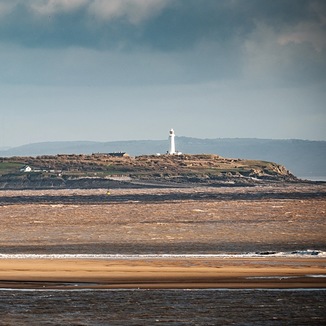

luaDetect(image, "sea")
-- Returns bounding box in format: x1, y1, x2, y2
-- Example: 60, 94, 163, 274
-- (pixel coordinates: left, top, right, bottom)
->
299, 176, 326, 182
0, 288, 325, 325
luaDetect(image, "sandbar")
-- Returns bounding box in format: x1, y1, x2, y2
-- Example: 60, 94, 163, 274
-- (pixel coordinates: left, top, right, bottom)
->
0, 258, 325, 289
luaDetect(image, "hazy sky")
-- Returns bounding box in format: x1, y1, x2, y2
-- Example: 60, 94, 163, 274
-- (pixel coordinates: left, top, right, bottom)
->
1, 0, 325, 148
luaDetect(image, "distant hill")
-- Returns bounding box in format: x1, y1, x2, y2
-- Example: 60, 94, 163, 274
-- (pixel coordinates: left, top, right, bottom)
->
1, 138, 325, 178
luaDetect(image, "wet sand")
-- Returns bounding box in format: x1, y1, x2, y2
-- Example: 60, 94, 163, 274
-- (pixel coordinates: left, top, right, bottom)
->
0, 258, 325, 289
0, 185, 325, 289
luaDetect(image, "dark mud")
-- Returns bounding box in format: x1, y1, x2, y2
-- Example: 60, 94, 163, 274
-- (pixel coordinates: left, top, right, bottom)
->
0, 184, 325, 205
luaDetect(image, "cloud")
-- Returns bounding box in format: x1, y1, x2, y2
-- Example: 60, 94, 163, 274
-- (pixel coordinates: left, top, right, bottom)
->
0, 42, 242, 88
0, 0, 325, 88
0, 0, 171, 23
242, 0, 326, 87
0, 0, 175, 49
1, 0, 325, 51
243, 22, 326, 85
29, 0, 88, 15
87, 0, 171, 24
277, 22, 326, 52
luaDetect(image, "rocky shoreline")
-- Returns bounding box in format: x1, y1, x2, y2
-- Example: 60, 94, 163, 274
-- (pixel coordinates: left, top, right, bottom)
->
0, 176, 319, 190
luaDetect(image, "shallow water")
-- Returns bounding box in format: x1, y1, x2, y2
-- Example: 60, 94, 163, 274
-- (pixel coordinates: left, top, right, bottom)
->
1, 194, 325, 255
0, 289, 325, 325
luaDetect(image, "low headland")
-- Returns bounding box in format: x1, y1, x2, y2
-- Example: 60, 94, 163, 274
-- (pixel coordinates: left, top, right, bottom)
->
0, 153, 312, 190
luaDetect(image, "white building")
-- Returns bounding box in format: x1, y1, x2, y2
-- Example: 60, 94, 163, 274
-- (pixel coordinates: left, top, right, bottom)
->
20, 165, 32, 172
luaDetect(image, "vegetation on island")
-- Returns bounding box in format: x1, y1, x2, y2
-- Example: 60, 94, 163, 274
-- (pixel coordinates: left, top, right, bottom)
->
0, 153, 298, 189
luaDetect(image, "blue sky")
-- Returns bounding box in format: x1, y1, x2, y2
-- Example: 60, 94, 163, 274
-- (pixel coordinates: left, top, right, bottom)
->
0, 0, 325, 148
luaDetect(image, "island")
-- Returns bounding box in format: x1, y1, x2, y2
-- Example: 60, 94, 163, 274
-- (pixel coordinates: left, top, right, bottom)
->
0, 153, 301, 189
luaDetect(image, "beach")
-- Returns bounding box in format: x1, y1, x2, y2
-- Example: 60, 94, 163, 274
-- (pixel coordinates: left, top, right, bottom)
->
0, 257, 325, 289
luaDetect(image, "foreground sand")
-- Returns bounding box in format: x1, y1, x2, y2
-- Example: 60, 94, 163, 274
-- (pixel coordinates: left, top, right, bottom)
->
0, 258, 325, 289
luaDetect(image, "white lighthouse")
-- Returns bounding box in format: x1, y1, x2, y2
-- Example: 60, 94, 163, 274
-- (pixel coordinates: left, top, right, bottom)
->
168, 128, 176, 155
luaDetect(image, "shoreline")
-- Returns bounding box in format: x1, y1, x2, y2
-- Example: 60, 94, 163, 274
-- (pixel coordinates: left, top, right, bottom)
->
1, 258, 325, 290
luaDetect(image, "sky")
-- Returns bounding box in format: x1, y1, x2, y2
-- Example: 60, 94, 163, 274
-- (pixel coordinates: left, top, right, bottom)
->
0, 0, 326, 148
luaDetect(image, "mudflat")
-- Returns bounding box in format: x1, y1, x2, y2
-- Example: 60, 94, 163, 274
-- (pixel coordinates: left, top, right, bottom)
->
0, 184, 325, 289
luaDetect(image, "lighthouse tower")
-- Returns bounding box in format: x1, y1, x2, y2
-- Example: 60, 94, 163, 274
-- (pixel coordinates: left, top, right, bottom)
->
169, 129, 176, 155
